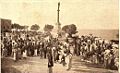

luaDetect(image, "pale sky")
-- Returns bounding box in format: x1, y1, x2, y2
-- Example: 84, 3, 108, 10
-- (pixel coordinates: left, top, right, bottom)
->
0, 0, 119, 30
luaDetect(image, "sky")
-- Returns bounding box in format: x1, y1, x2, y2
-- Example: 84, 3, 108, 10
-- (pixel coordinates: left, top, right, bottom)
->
0, 0, 119, 30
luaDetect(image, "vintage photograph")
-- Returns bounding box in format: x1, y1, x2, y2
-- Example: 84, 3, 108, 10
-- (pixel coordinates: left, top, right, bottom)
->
0, 0, 119, 73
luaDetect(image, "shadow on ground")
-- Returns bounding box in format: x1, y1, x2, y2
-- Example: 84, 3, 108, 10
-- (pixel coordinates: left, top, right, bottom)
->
1, 57, 47, 73
71, 56, 118, 73
1, 57, 31, 73
1, 67, 21, 73
2, 57, 21, 73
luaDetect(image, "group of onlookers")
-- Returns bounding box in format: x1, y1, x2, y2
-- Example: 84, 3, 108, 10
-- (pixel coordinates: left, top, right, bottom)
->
74, 35, 119, 70
1, 33, 119, 71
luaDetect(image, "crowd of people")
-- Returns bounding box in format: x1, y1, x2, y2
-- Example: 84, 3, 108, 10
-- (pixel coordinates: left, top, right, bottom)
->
74, 35, 119, 70
1, 32, 119, 71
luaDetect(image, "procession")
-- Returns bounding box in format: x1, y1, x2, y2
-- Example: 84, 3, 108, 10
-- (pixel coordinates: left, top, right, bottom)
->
1, 29, 119, 72
1, 1, 119, 73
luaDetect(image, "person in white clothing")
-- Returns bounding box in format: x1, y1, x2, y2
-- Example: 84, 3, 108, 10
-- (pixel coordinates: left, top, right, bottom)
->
34, 48, 37, 56
23, 49, 27, 59
13, 48, 17, 62
65, 49, 73, 71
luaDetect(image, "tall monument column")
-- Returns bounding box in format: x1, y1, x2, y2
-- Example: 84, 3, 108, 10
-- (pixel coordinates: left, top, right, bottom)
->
57, 2, 61, 38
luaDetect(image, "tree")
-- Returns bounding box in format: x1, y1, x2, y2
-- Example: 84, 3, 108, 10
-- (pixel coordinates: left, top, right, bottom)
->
44, 24, 54, 32
43, 24, 54, 37
62, 24, 77, 37
12, 23, 21, 29
12, 23, 29, 30
30, 24, 40, 31
62, 25, 69, 33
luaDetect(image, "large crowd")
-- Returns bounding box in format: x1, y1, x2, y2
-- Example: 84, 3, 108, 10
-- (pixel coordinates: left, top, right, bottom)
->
1, 32, 119, 71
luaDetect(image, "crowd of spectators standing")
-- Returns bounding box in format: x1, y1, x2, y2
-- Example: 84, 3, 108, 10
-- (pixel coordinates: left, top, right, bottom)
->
1, 32, 119, 70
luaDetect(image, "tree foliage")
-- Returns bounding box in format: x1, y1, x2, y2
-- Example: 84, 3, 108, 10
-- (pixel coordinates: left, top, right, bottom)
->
31, 24, 40, 31
44, 24, 54, 32
12, 23, 26, 29
12, 23, 20, 29
62, 24, 77, 37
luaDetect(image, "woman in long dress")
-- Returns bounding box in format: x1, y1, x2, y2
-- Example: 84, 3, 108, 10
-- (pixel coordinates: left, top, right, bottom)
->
23, 49, 27, 59
34, 49, 37, 56
13, 48, 17, 62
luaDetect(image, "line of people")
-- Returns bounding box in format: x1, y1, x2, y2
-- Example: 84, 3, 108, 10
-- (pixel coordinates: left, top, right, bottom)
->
1, 33, 74, 71
1, 33, 119, 71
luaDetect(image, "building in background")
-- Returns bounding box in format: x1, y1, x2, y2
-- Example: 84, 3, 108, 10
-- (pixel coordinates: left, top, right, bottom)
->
1, 18, 12, 33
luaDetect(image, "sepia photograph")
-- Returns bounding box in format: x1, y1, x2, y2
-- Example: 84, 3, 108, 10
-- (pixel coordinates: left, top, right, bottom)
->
0, 0, 119, 73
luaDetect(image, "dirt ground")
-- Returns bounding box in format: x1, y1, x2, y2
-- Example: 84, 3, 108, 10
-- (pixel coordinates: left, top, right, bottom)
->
1, 56, 118, 73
